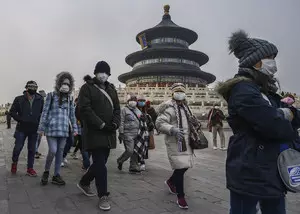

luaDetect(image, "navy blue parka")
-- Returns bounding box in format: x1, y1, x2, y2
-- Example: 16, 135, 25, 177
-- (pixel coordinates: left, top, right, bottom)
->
217, 74, 300, 198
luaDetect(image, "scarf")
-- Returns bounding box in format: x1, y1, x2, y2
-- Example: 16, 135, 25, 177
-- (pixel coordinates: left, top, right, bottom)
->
171, 100, 201, 152
126, 107, 149, 162
237, 68, 279, 94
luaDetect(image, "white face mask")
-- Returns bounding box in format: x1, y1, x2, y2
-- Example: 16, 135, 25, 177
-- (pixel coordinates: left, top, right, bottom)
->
96, 73, 109, 83
255, 59, 277, 77
59, 84, 70, 93
173, 92, 186, 101
128, 101, 137, 108
214, 106, 219, 109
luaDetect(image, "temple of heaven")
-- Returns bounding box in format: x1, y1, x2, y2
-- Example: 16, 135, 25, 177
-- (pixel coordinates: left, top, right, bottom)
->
118, 5, 216, 88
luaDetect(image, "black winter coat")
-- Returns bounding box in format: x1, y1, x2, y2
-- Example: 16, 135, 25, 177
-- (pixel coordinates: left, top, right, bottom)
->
79, 76, 121, 150
217, 75, 300, 199
10, 92, 44, 133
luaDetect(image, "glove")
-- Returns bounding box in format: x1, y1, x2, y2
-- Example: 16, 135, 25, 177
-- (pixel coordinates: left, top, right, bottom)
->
118, 133, 125, 144
170, 127, 184, 138
112, 122, 118, 130
281, 97, 295, 106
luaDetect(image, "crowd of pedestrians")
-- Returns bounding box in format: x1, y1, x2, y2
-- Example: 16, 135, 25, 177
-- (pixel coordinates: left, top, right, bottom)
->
5, 30, 300, 214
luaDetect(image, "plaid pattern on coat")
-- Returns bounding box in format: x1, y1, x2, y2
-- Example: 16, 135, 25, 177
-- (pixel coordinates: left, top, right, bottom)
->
133, 115, 149, 162
38, 92, 77, 137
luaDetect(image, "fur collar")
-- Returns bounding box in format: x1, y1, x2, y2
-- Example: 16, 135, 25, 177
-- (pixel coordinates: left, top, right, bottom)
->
215, 77, 252, 101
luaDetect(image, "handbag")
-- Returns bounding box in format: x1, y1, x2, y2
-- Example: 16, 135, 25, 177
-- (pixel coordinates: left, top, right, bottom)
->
185, 106, 208, 150
277, 146, 300, 193
148, 134, 155, 150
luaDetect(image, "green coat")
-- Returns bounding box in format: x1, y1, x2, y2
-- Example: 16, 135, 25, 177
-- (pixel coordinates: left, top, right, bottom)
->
79, 75, 121, 150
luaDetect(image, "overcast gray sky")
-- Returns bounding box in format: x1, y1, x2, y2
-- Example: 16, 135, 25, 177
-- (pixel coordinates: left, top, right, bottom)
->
0, 0, 299, 103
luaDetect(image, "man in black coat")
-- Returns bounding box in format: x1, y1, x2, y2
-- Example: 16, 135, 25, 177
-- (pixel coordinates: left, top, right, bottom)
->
9, 81, 44, 176
77, 61, 120, 211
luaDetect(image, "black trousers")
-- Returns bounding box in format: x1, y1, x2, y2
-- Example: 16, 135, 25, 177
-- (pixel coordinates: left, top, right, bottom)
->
80, 148, 110, 197
169, 168, 188, 197
74, 136, 81, 153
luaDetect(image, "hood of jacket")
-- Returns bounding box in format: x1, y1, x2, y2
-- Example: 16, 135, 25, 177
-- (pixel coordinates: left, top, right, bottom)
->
215, 76, 252, 101
55, 71, 74, 95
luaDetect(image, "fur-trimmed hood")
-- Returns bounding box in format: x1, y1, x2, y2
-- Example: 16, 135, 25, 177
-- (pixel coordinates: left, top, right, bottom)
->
55, 71, 74, 95
215, 77, 252, 101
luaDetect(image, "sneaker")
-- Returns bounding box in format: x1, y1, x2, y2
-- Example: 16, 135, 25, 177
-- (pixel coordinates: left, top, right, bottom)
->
26, 168, 37, 177
140, 164, 146, 171
221, 147, 227, 151
117, 162, 123, 171
129, 169, 141, 174
177, 197, 188, 209
61, 162, 65, 167
63, 158, 68, 164
52, 175, 66, 185
71, 153, 78, 160
11, 162, 17, 174
165, 180, 177, 194
35, 152, 41, 159
77, 183, 96, 197
213, 146, 218, 150
98, 196, 111, 211
41, 171, 49, 185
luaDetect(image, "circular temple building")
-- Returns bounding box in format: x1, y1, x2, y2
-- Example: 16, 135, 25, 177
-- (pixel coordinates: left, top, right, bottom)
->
118, 5, 216, 88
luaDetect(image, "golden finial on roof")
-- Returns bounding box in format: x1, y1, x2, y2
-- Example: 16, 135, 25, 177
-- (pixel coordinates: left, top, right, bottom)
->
164, 5, 170, 15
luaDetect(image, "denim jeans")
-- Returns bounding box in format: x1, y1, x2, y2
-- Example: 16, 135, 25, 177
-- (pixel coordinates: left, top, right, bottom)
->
80, 148, 110, 197
63, 135, 74, 158
230, 191, 286, 214
12, 131, 37, 169
45, 137, 67, 176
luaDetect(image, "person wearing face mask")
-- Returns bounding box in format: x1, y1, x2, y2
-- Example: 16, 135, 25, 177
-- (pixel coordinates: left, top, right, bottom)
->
38, 72, 78, 186
117, 94, 143, 173
10, 80, 44, 176
136, 95, 155, 171
156, 83, 200, 210
76, 61, 121, 211
216, 30, 300, 214
207, 104, 226, 150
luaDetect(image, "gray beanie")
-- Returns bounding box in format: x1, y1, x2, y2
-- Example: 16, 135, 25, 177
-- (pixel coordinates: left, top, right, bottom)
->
228, 30, 278, 68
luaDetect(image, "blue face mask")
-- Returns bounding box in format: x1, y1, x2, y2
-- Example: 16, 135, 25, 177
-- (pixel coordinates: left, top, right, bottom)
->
138, 101, 145, 107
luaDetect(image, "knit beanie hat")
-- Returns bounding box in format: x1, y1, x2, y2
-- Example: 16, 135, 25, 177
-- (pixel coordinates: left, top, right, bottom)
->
228, 30, 278, 68
25, 80, 38, 89
171, 83, 186, 93
126, 93, 137, 101
94, 61, 111, 75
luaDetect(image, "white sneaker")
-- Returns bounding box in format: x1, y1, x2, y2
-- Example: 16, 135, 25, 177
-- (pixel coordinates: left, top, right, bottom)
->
61, 162, 65, 167
140, 164, 146, 171
63, 158, 68, 164
221, 147, 227, 151
71, 153, 78, 160
213, 146, 218, 150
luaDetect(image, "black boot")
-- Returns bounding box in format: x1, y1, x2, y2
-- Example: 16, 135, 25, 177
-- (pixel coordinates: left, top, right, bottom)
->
52, 174, 66, 186
41, 171, 49, 185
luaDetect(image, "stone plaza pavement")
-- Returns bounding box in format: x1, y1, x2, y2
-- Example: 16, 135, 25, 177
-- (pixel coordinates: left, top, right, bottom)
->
0, 124, 299, 214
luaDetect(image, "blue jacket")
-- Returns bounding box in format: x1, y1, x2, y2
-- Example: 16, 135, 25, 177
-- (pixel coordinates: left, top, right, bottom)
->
217, 76, 300, 199
10, 92, 44, 133
38, 92, 77, 137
